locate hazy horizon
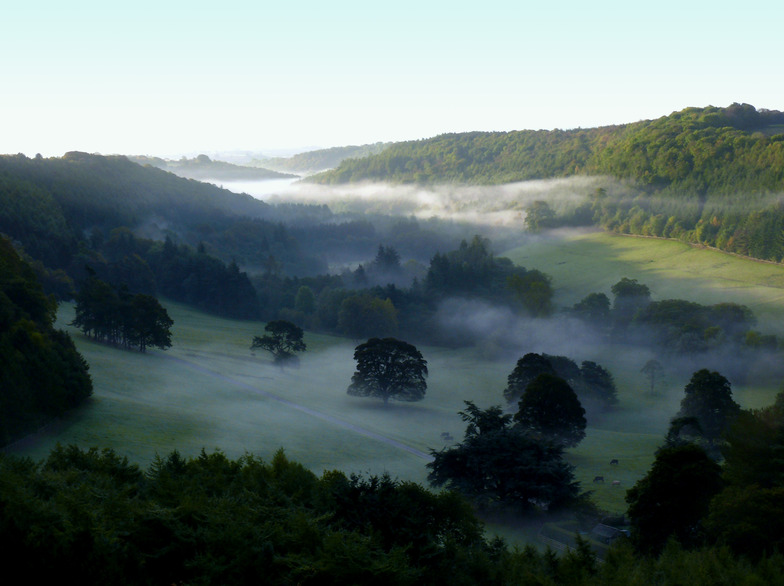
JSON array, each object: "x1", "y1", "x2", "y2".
[{"x1": 3, "y1": 1, "x2": 782, "y2": 159}]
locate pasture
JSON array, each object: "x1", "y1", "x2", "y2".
[
  {"x1": 7, "y1": 230, "x2": 784, "y2": 519},
  {"x1": 507, "y1": 230, "x2": 784, "y2": 337}
]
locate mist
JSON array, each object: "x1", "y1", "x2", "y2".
[{"x1": 215, "y1": 176, "x2": 613, "y2": 226}]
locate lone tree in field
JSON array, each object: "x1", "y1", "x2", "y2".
[
  {"x1": 347, "y1": 338, "x2": 427, "y2": 404},
  {"x1": 251, "y1": 320, "x2": 306, "y2": 366},
  {"x1": 514, "y1": 373, "x2": 587, "y2": 448},
  {"x1": 641, "y1": 359, "x2": 665, "y2": 394}
]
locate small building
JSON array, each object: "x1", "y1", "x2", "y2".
[{"x1": 589, "y1": 523, "x2": 629, "y2": 545}]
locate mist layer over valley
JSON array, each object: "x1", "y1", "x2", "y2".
[{"x1": 212, "y1": 175, "x2": 611, "y2": 227}]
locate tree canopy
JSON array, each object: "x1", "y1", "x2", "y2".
[
  {"x1": 71, "y1": 274, "x2": 173, "y2": 352},
  {"x1": 251, "y1": 320, "x2": 307, "y2": 366},
  {"x1": 504, "y1": 352, "x2": 616, "y2": 410},
  {"x1": 513, "y1": 373, "x2": 587, "y2": 448},
  {"x1": 427, "y1": 401, "x2": 581, "y2": 513},
  {"x1": 347, "y1": 337, "x2": 427, "y2": 404},
  {"x1": 626, "y1": 444, "x2": 723, "y2": 554},
  {"x1": 677, "y1": 369, "x2": 741, "y2": 444},
  {"x1": 503, "y1": 353, "x2": 555, "y2": 403}
]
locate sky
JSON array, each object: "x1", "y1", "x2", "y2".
[{"x1": 3, "y1": 1, "x2": 782, "y2": 158}]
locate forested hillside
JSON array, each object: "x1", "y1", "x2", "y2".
[
  {"x1": 311, "y1": 104, "x2": 784, "y2": 192},
  {"x1": 0, "y1": 152, "x2": 324, "y2": 315},
  {"x1": 0, "y1": 237, "x2": 91, "y2": 445},
  {"x1": 311, "y1": 104, "x2": 784, "y2": 263}
]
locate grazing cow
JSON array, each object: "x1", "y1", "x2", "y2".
[
  {"x1": 593, "y1": 476, "x2": 604, "y2": 483},
  {"x1": 612, "y1": 480, "x2": 621, "y2": 486},
  {"x1": 610, "y1": 459, "x2": 619, "y2": 465}
]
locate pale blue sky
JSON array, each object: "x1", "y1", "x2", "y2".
[{"x1": 3, "y1": 1, "x2": 782, "y2": 157}]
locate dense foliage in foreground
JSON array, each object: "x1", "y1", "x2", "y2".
[{"x1": 3, "y1": 445, "x2": 784, "y2": 585}]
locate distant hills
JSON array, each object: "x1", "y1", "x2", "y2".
[
  {"x1": 128, "y1": 154, "x2": 297, "y2": 181},
  {"x1": 253, "y1": 142, "x2": 391, "y2": 175},
  {"x1": 128, "y1": 143, "x2": 392, "y2": 180},
  {"x1": 309, "y1": 103, "x2": 784, "y2": 195}
]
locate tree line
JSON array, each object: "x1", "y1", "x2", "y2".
[
  {"x1": 255, "y1": 236, "x2": 554, "y2": 345},
  {"x1": 0, "y1": 236, "x2": 91, "y2": 446},
  {"x1": 70, "y1": 271, "x2": 173, "y2": 352}
]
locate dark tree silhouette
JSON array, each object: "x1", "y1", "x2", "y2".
[
  {"x1": 71, "y1": 274, "x2": 173, "y2": 352},
  {"x1": 251, "y1": 320, "x2": 306, "y2": 366},
  {"x1": 578, "y1": 360, "x2": 618, "y2": 407},
  {"x1": 677, "y1": 369, "x2": 740, "y2": 443},
  {"x1": 572, "y1": 292, "x2": 611, "y2": 324},
  {"x1": 129, "y1": 294, "x2": 173, "y2": 352},
  {"x1": 626, "y1": 443, "x2": 723, "y2": 554},
  {"x1": 503, "y1": 353, "x2": 555, "y2": 403},
  {"x1": 428, "y1": 401, "x2": 580, "y2": 512},
  {"x1": 611, "y1": 277, "x2": 651, "y2": 327},
  {"x1": 514, "y1": 373, "x2": 587, "y2": 448},
  {"x1": 347, "y1": 337, "x2": 427, "y2": 404}
]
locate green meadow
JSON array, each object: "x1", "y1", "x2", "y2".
[
  {"x1": 7, "y1": 231, "x2": 784, "y2": 519},
  {"x1": 508, "y1": 230, "x2": 784, "y2": 337}
]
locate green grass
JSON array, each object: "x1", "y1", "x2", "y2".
[
  {"x1": 506, "y1": 230, "x2": 784, "y2": 334},
  {"x1": 15, "y1": 303, "x2": 510, "y2": 488},
  {"x1": 9, "y1": 230, "x2": 784, "y2": 528}
]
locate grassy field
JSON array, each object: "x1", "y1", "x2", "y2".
[
  {"x1": 7, "y1": 230, "x2": 784, "y2": 523},
  {"x1": 507, "y1": 230, "x2": 784, "y2": 335},
  {"x1": 11, "y1": 302, "x2": 512, "y2": 489}
]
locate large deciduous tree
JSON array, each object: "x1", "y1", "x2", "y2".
[
  {"x1": 251, "y1": 320, "x2": 306, "y2": 366},
  {"x1": 677, "y1": 369, "x2": 740, "y2": 444},
  {"x1": 129, "y1": 294, "x2": 174, "y2": 352},
  {"x1": 514, "y1": 373, "x2": 587, "y2": 448},
  {"x1": 507, "y1": 270, "x2": 553, "y2": 317},
  {"x1": 347, "y1": 337, "x2": 427, "y2": 404},
  {"x1": 427, "y1": 401, "x2": 581, "y2": 512},
  {"x1": 577, "y1": 360, "x2": 618, "y2": 408},
  {"x1": 503, "y1": 353, "x2": 555, "y2": 403},
  {"x1": 611, "y1": 277, "x2": 650, "y2": 327},
  {"x1": 524, "y1": 200, "x2": 556, "y2": 232},
  {"x1": 572, "y1": 292, "x2": 611, "y2": 324}
]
